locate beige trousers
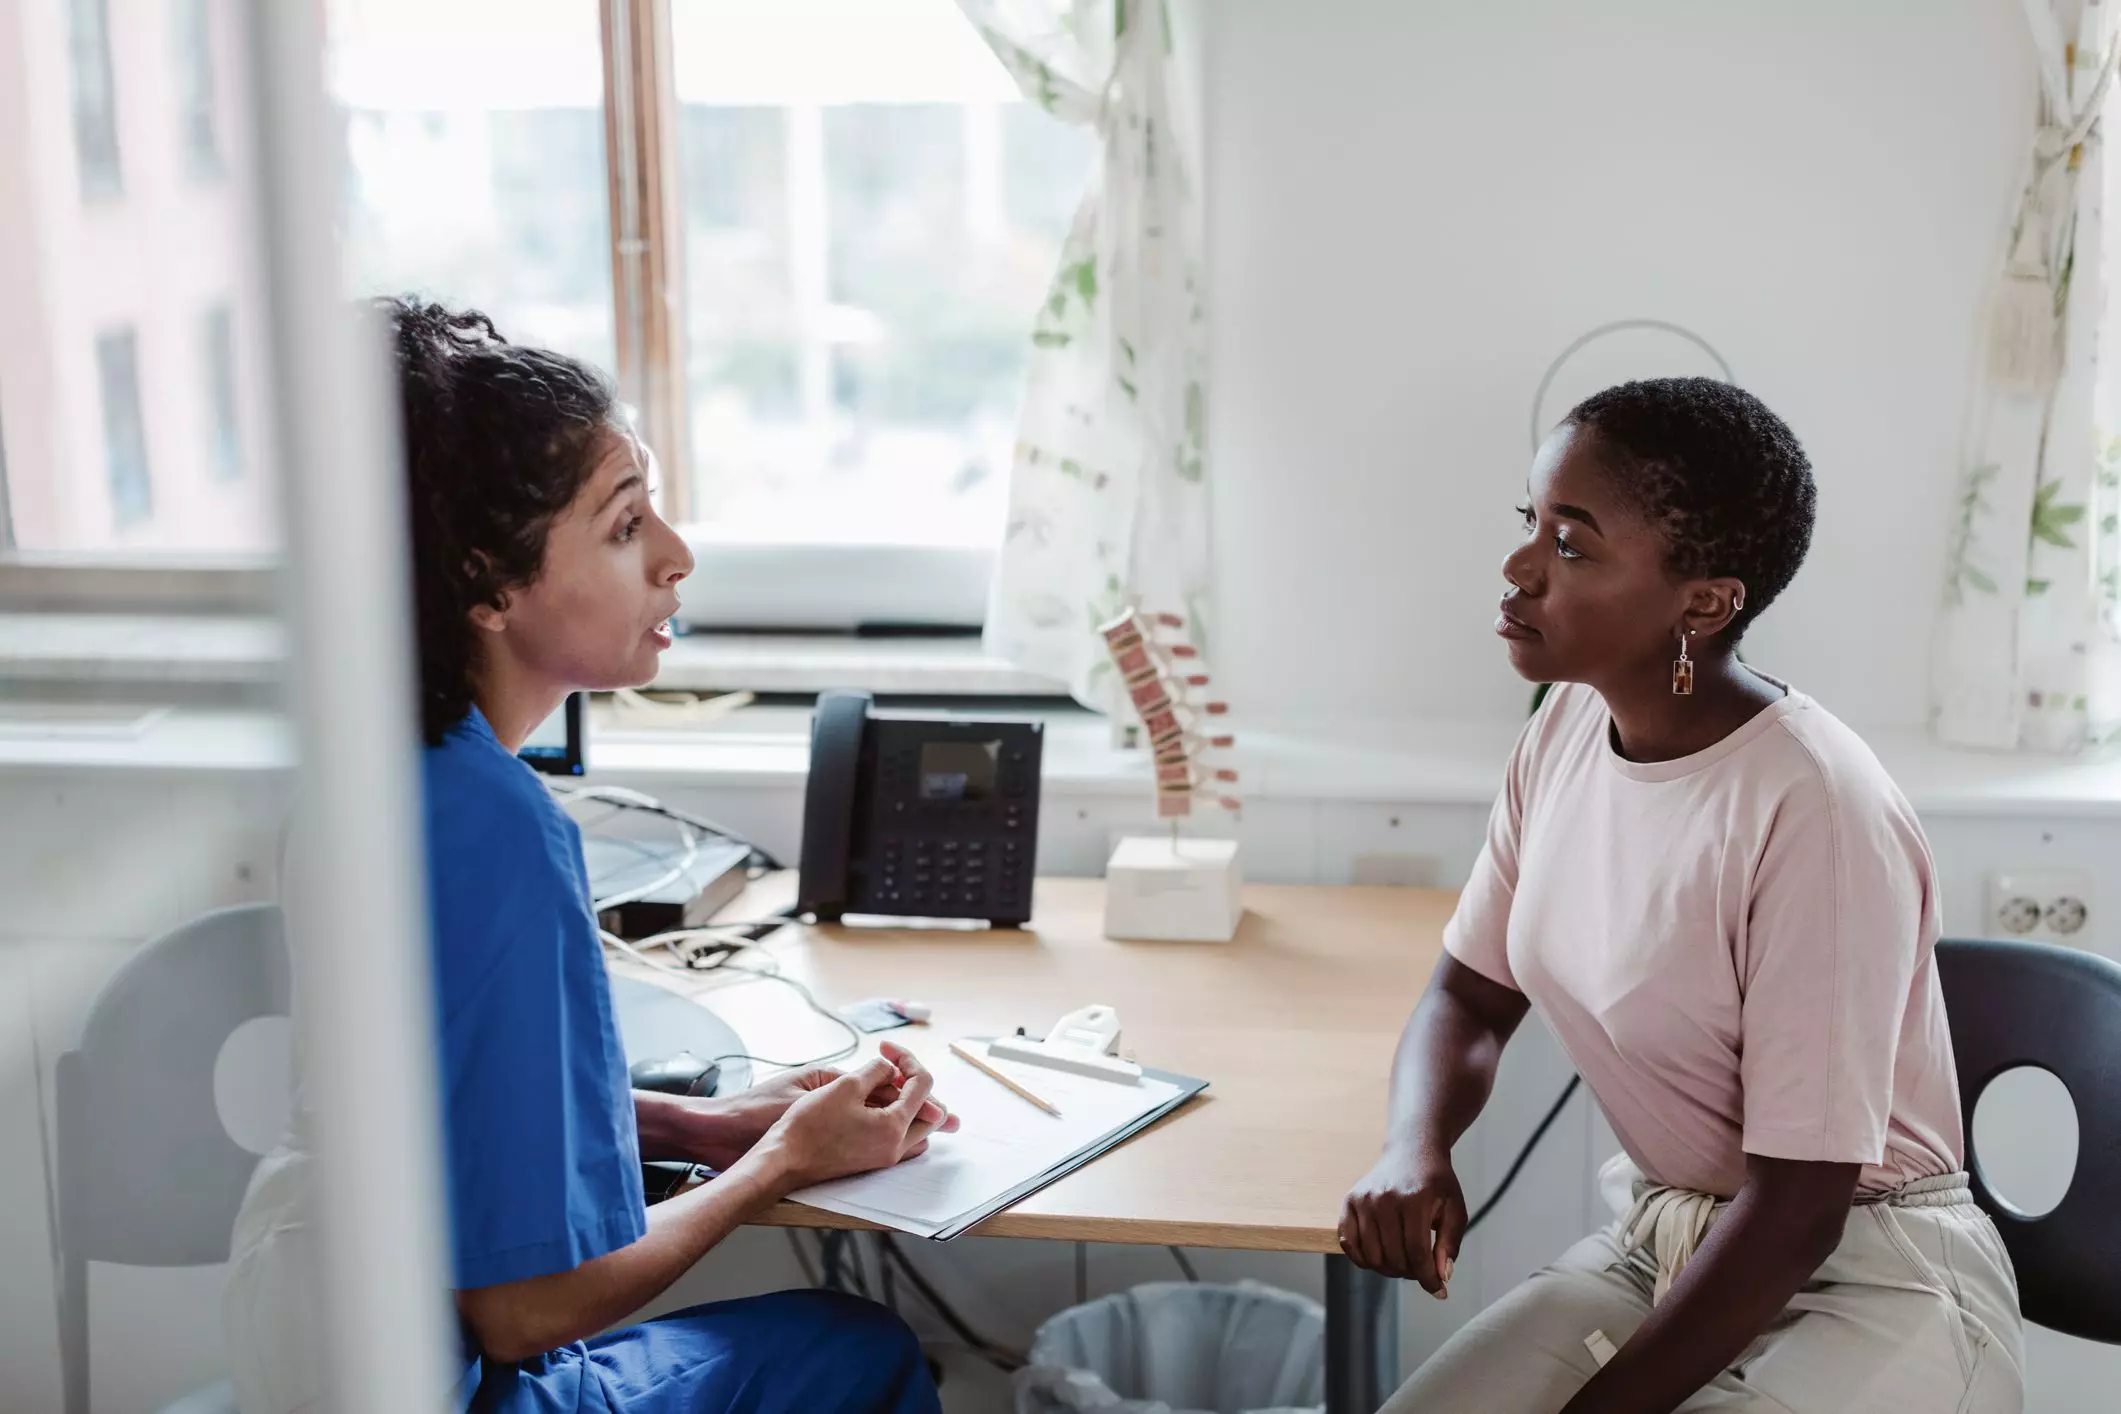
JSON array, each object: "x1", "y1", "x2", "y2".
[{"x1": 1383, "y1": 1159, "x2": 2024, "y2": 1414}]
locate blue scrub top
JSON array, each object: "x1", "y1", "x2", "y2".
[
  {"x1": 422, "y1": 708, "x2": 645, "y2": 1347},
  {"x1": 415, "y1": 709, "x2": 942, "y2": 1414}
]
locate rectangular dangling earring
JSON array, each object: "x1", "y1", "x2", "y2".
[{"x1": 1672, "y1": 631, "x2": 1694, "y2": 696}]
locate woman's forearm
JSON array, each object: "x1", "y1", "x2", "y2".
[
  {"x1": 1385, "y1": 960, "x2": 1527, "y2": 1161},
  {"x1": 1388, "y1": 998, "x2": 1502, "y2": 1160},
  {"x1": 456, "y1": 1147, "x2": 789, "y2": 1364},
  {"x1": 634, "y1": 1089, "x2": 779, "y2": 1171},
  {"x1": 633, "y1": 1089, "x2": 715, "y2": 1162}
]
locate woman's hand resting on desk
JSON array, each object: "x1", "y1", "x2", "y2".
[
  {"x1": 673, "y1": 1041, "x2": 955, "y2": 1172},
  {"x1": 1340, "y1": 1146, "x2": 1467, "y2": 1298},
  {"x1": 751, "y1": 1046, "x2": 959, "y2": 1192}
]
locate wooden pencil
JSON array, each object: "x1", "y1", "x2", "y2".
[{"x1": 948, "y1": 1039, "x2": 1063, "y2": 1117}]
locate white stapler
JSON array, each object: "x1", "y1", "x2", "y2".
[{"x1": 988, "y1": 1003, "x2": 1143, "y2": 1084}]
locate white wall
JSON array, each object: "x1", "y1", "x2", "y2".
[{"x1": 1207, "y1": 0, "x2": 2036, "y2": 731}]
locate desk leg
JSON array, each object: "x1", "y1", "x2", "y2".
[{"x1": 1325, "y1": 1255, "x2": 1400, "y2": 1414}]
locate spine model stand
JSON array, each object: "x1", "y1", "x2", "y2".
[{"x1": 1099, "y1": 607, "x2": 1239, "y2": 825}]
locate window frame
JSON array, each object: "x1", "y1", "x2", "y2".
[
  {"x1": 66, "y1": 0, "x2": 125, "y2": 201},
  {"x1": 201, "y1": 301, "x2": 243, "y2": 483},
  {"x1": 5, "y1": 0, "x2": 1018, "y2": 641},
  {"x1": 172, "y1": 0, "x2": 225, "y2": 183},
  {"x1": 92, "y1": 327, "x2": 156, "y2": 531}
]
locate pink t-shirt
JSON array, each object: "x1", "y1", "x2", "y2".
[{"x1": 1445, "y1": 682, "x2": 1963, "y2": 1198}]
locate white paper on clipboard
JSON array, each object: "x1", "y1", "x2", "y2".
[{"x1": 789, "y1": 1039, "x2": 1203, "y2": 1240}]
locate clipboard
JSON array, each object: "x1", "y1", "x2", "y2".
[
  {"x1": 790, "y1": 1039, "x2": 1208, "y2": 1241},
  {"x1": 927, "y1": 1054, "x2": 1207, "y2": 1240}
]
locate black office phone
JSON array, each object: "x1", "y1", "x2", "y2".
[{"x1": 797, "y1": 691, "x2": 1042, "y2": 927}]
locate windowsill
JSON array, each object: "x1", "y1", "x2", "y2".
[
  {"x1": 0, "y1": 613, "x2": 1057, "y2": 697},
  {"x1": 0, "y1": 612, "x2": 283, "y2": 684},
  {"x1": 649, "y1": 633, "x2": 1059, "y2": 696},
  {"x1": 570, "y1": 706, "x2": 1528, "y2": 801},
  {"x1": 3, "y1": 695, "x2": 2121, "y2": 819}
]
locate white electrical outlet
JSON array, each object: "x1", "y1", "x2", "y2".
[{"x1": 1985, "y1": 869, "x2": 2094, "y2": 946}]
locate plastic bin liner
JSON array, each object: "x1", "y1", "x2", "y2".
[{"x1": 1013, "y1": 1281, "x2": 1325, "y2": 1414}]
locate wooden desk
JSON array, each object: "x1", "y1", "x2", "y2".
[{"x1": 623, "y1": 876, "x2": 1453, "y2": 1413}]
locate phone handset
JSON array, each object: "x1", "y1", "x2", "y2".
[{"x1": 795, "y1": 690, "x2": 874, "y2": 922}]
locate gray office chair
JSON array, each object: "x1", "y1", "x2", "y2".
[
  {"x1": 54, "y1": 903, "x2": 291, "y2": 1414},
  {"x1": 1936, "y1": 936, "x2": 2121, "y2": 1343}
]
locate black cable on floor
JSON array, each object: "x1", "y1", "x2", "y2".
[
  {"x1": 1464, "y1": 1075, "x2": 1582, "y2": 1235},
  {"x1": 821, "y1": 1229, "x2": 845, "y2": 1290},
  {"x1": 836, "y1": 1231, "x2": 871, "y2": 1298},
  {"x1": 876, "y1": 1233, "x2": 1026, "y2": 1371},
  {"x1": 786, "y1": 1229, "x2": 821, "y2": 1288},
  {"x1": 852, "y1": 1232, "x2": 875, "y2": 1298},
  {"x1": 1167, "y1": 1246, "x2": 1200, "y2": 1282},
  {"x1": 877, "y1": 1234, "x2": 899, "y2": 1314}
]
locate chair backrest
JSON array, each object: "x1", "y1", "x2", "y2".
[
  {"x1": 55, "y1": 903, "x2": 291, "y2": 1269},
  {"x1": 1936, "y1": 937, "x2": 2121, "y2": 1343}
]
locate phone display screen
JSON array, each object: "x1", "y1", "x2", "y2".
[{"x1": 918, "y1": 740, "x2": 1000, "y2": 801}]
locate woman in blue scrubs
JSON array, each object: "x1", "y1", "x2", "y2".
[{"x1": 227, "y1": 299, "x2": 953, "y2": 1414}]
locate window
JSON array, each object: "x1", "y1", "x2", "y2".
[
  {"x1": 202, "y1": 304, "x2": 242, "y2": 482},
  {"x1": 1, "y1": 0, "x2": 272, "y2": 556},
  {"x1": 9, "y1": 0, "x2": 1091, "y2": 647},
  {"x1": 67, "y1": 0, "x2": 124, "y2": 198},
  {"x1": 95, "y1": 330, "x2": 154, "y2": 530},
  {"x1": 671, "y1": 0, "x2": 1094, "y2": 551},
  {"x1": 327, "y1": 0, "x2": 617, "y2": 375},
  {"x1": 320, "y1": 0, "x2": 1091, "y2": 627},
  {"x1": 173, "y1": 0, "x2": 222, "y2": 181}
]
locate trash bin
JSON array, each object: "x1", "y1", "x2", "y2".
[{"x1": 1013, "y1": 1281, "x2": 1326, "y2": 1414}]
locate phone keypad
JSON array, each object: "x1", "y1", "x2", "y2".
[{"x1": 865, "y1": 833, "x2": 1030, "y2": 918}]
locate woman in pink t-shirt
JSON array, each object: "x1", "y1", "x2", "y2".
[{"x1": 1344, "y1": 379, "x2": 2023, "y2": 1414}]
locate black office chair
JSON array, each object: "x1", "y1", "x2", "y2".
[{"x1": 1936, "y1": 937, "x2": 2121, "y2": 1343}]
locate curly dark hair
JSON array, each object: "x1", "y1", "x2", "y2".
[
  {"x1": 382, "y1": 297, "x2": 620, "y2": 744},
  {"x1": 1565, "y1": 377, "x2": 1816, "y2": 643}
]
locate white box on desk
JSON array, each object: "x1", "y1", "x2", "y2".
[{"x1": 1103, "y1": 835, "x2": 1243, "y2": 942}]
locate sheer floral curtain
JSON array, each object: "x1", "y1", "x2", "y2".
[
  {"x1": 1934, "y1": 0, "x2": 2121, "y2": 753},
  {"x1": 956, "y1": 0, "x2": 1210, "y2": 712}
]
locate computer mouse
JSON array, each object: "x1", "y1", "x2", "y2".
[{"x1": 629, "y1": 1050, "x2": 720, "y2": 1097}]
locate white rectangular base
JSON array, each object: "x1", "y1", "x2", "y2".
[{"x1": 1103, "y1": 836, "x2": 1244, "y2": 942}]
